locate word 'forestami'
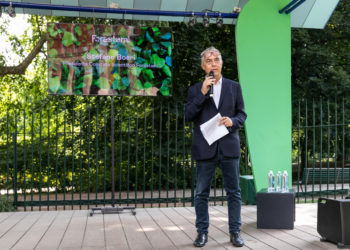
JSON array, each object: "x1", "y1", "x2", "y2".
[{"x1": 91, "y1": 35, "x2": 131, "y2": 43}]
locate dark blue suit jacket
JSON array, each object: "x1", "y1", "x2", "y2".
[{"x1": 185, "y1": 78, "x2": 247, "y2": 160}]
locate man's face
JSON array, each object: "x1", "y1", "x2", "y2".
[{"x1": 201, "y1": 51, "x2": 222, "y2": 78}]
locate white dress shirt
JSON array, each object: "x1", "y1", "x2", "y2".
[{"x1": 213, "y1": 77, "x2": 222, "y2": 108}]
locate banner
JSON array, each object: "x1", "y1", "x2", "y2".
[{"x1": 47, "y1": 23, "x2": 172, "y2": 96}]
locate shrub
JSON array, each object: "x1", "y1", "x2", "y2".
[{"x1": 0, "y1": 196, "x2": 16, "y2": 212}]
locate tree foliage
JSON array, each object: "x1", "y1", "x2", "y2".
[
  {"x1": 0, "y1": 2, "x2": 349, "y2": 193},
  {"x1": 290, "y1": 0, "x2": 350, "y2": 171},
  {"x1": 291, "y1": 0, "x2": 350, "y2": 99}
]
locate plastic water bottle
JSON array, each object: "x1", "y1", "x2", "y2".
[
  {"x1": 276, "y1": 171, "x2": 282, "y2": 192},
  {"x1": 268, "y1": 170, "x2": 275, "y2": 192},
  {"x1": 282, "y1": 170, "x2": 289, "y2": 192},
  {"x1": 346, "y1": 189, "x2": 350, "y2": 199}
]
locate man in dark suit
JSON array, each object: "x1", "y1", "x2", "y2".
[{"x1": 185, "y1": 47, "x2": 247, "y2": 247}]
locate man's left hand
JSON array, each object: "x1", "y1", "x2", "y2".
[{"x1": 218, "y1": 117, "x2": 232, "y2": 127}]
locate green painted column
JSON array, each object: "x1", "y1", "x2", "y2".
[{"x1": 236, "y1": 0, "x2": 291, "y2": 192}]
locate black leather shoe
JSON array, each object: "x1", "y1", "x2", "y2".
[
  {"x1": 230, "y1": 232, "x2": 244, "y2": 247},
  {"x1": 193, "y1": 232, "x2": 208, "y2": 247}
]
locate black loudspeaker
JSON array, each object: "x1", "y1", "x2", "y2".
[{"x1": 317, "y1": 198, "x2": 350, "y2": 248}]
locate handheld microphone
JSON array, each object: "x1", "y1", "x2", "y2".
[{"x1": 209, "y1": 70, "x2": 214, "y2": 97}]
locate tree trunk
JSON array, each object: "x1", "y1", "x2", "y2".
[{"x1": 0, "y1": 35, "x2": 46, "y2": 76}]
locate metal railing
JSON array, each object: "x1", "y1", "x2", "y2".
[
  {"x1": 293, "y1": 97, "x2": 350, "y2": 202},
  {"x1": 0, "y1": 97, "x2": 250, "y2": 210},
  {"x1": 1, "y1": 96, "x2": 349, "y2": 210}
]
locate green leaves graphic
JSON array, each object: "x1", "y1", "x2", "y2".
[
  {"x1": 49, "y1": 76, "x2": 60, "y2": 93},
  {"x1": 62, "y1": 31, "x2": 76, "y2": 47},
  {"x1": 152, "y1": 54, "x2": 165, "y2": 68},
  {"x1": 47, "y1": 23, "x2": 172, "y2": 96}
]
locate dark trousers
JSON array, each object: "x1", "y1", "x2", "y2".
[{"x1": 194, "y1": 152, "x2": 242, "y2": 234}]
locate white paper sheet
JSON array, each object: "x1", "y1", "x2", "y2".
[{"x1": 200, "y1": 113, "x2": 229, "y2": 146}]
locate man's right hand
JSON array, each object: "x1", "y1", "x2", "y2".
[{"x1": 201, "y1": 75, "x2": 215, "y2": 95}]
